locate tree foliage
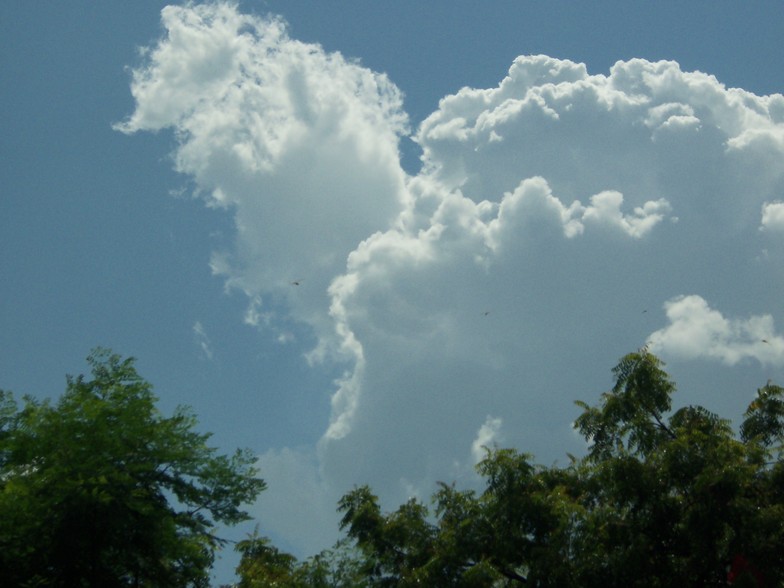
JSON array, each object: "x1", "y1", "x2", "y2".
[
  {"x1": 235, "y1": 531, "x2": 367, "y2": 588},
  {"x1": 0, "y1": 349, "x2": 266, "y2": 587},
  {"x1": 238, "y1": 348, "x2": 784, "y2": 587}
]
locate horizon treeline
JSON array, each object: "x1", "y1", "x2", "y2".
[{"x1": 1, "y1": 348, "x2": 782, "y2": 586}]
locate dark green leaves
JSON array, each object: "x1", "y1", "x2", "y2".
[
  {"x1": 298, "y1": 349, "x2": 784, "y2": 587},
  {"x1": 227, "y1": 348, "x2": 784, "y2": 586},
  {"x1": 741, "y1": 382, "x2": 784, "y2": 449},
  {"x1": 0, "y1": 349, "x2": 265, "y2": 587},
  {"x1": 574, "y1": 348, "x2": 676, "y2": 460}
]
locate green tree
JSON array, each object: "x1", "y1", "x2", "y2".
[
  {"x1": 337, "y1": 486, "x2": 437, "y2": 586},
  {"x1": 331, "y1": 349, "x2": 784, "y2": 587},
  {"x1": 571, "y1": 350, "x2": 783, "y2": 586},
  {"x1": 235, "y1": 531, "x2": 299, "y2": 587},
  {"x1": 234, "y1": 532, "x2": 367, "y2": 588},
  {"x1": 0, "y1": 349, "x2": 266, "y2": 587}
]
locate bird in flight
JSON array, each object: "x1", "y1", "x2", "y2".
[{"x1": 290, "y1": 280, "x2": 302, "y2": 286}]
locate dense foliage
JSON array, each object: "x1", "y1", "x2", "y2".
[
  {"x1": 237, "y1": 349, "x2": 784, "y2": 587},
  {"x1": 0, "y1": 350, "x2": 265, "y2": 587},
  {"x1": 2, "y1": 348, "x2": 781, "y2": 586}
]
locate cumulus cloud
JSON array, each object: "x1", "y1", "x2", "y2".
[
  {"x1": 116, "y1": 2, "x2": 410, "y2": 345},
  {"x1": 647, "y1": 295, "x2": 784, "y2": 367},
  {"x1": 581, "y1": 191, "x2": 672, "y2": 238},
  {"x1": 121, "y1": 4, "x2": 784, "y2": 556},
  {"x1": 761, "y1": 201, "x2": 784, "y2": 231}
]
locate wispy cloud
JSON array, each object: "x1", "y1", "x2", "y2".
[
  {"x1": 471, "y1": 416, "x2": 503, "y2": 465},
  {"x1": 192, "y1": 321, "x2": 214, "y2": 361}
]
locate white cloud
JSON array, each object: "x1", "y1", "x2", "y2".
[
  {"x1": 116, "y1": 1, "x2": 410, "y2": 347},
  {"x1": 242, "y1": 294, "x2": 266, "y2": 327},
  {"x1": 761, "y1": 201, "x2": 784, "y2": 232},
  {"x1": 121, "y1": 4, "x2": 784, "y2": 557},
  {"x1": 485, "y1": 178, "x2": 671, "y2": 246},
  {"x1": 647, "y1": 295, "x2": 784, "y2": 367},
  {"x1": 582, "y1": 191, "x2": 671, "y2": 239},
  {"x1": 471, "y1": 416, "x2": 503, "y2": 464},
  {"x1": 192, "y1": 321, "x2": 214, "y2": 360}
]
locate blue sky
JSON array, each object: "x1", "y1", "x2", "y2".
[{"x1": 2, "y1": 2, "x2": 784, "y2": 584}]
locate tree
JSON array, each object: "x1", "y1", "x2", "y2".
[
  {"x1": 235, "y1": 530, "x2": 300, "y2": 587},
  {"x1": 337, "y1": 487, "x2": 436, "y2": 586},
  {"x1": 234, "y1": 531, "x2": 367, "y2": 588},
  {"x1": 0, "y1": 349, "x2": 266, "y2": 587},
  {"x1": 570, "y1": 350, "x2": 784, "y2": 586},
  {"x1": 330, "y1": 348, "x2": 784, "y2": 587}
]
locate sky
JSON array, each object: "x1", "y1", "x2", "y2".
[{"x1": 2, "y1": 1, "x2": 784, "y2": 584}]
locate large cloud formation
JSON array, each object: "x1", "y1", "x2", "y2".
[
  {"x1": 116, "y1": 2, "x2": 409, "y2": 344},
  {"x1": 118, "y1": 3, "x2": 784, "y2": 554}
]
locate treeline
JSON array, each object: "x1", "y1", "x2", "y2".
[{"x1": 1, "y1": 349, "x2": 782, "y2": 586}]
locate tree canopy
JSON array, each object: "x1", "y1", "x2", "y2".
[
  {"x1": 3, "y1": 347, "x2": 782, "y2": 586},
  {"x1": 0, "y1": 349, "x2": 265, "y2": 587},
  {"x1": 236, "y1": 348, "x2": 784, "y2": 587}
]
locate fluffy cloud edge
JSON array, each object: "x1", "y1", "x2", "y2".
[
  {"x1": 761, "y1": 201, "x2": 784, "y2": 232},
  {"x1": 647, "y1": 295, "x2": 784, "y2": 367}
]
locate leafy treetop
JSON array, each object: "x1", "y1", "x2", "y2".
[
  {"x1": 0, "y1": 349, "x2": 266, "y2": 588},
  {"x1": 236, "y1": 348, "x2": 784, "y2": 587}
]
